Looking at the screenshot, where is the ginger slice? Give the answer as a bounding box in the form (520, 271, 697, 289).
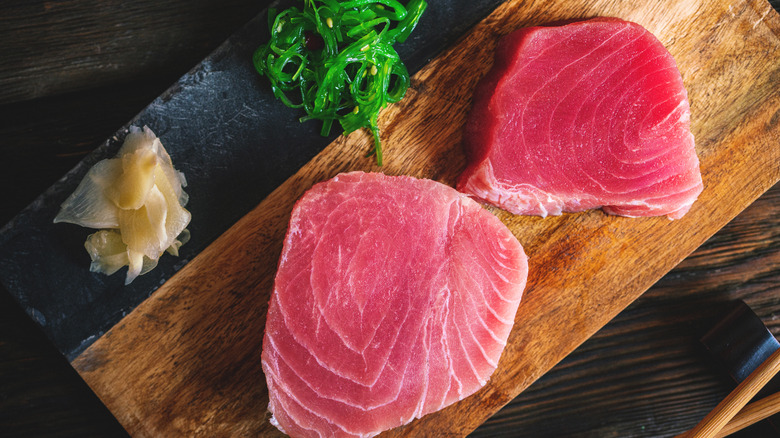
(55, 126, 190, 284)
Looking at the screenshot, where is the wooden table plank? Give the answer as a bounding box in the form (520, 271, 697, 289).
(0, 0, 265, 105)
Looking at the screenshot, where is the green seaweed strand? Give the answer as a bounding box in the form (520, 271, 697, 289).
(253, 0, 427, 165)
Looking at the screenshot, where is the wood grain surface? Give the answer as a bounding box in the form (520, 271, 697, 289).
(0, 0, 264, 106)
(56, 0, 780, 436)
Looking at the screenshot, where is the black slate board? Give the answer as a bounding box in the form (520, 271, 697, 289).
(0, 0, 505, 361)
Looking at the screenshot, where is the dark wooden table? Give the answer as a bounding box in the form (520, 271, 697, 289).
(1, 1, 779, 437)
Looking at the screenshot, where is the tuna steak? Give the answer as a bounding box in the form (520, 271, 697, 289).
(262, 172, 528, 437)
(458, 17, 703, 219)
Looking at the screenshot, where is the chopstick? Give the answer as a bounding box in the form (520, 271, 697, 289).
(675, 348, 780, 438)
(713, 390, 780, 438)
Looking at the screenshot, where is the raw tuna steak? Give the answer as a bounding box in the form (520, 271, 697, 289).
(262, 172, 528, 437)
(458, 17, 703, 219)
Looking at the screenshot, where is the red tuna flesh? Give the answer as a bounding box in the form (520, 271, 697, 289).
(458, 17, 703, 219)
(263, 172, 528, 437)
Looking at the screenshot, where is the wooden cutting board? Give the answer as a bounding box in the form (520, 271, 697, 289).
(71, 0, 780, 436)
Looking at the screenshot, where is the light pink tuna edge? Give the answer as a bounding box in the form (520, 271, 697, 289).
(459, 160, 703, 219)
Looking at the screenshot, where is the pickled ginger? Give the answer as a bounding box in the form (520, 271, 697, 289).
(54, 126, 191, 284)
